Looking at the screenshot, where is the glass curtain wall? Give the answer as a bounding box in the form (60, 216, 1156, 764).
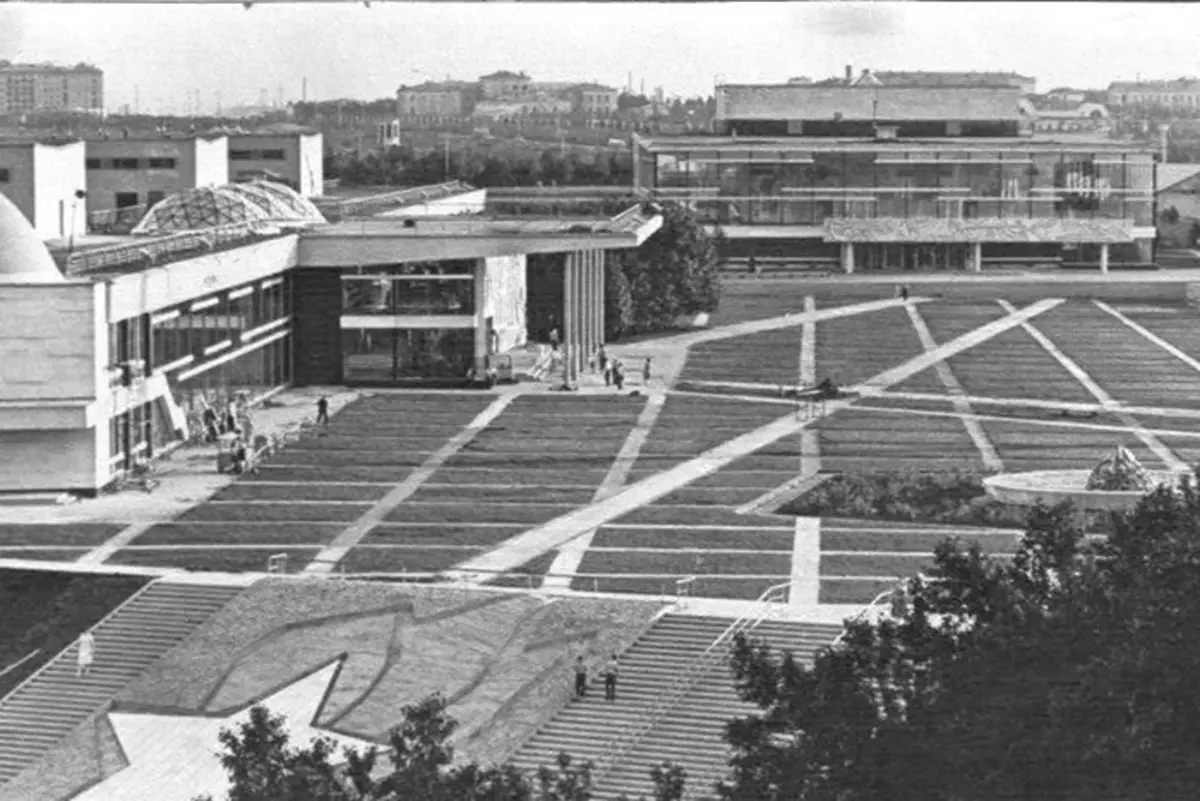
(341, 328, 474, 382)
(639, 145, 1154, 227)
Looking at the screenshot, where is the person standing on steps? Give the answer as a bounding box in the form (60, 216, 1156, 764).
(316, 396, 330, 426)
(612, 359, 626, 391)
(574, 655, 588, 699)
(604, 654, 619, 701)
(76, 630, 95, 678)
(642, 357, 653, 386)
(900, 284, 910, 302)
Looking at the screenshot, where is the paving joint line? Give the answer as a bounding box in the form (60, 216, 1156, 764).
(303, 395, 517, 574)
(997, 299, 1187, 473)
(904, 302, 1003, 472)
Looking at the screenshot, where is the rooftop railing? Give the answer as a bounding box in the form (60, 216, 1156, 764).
(65, 221, 277, 276)
(319, 180, 477, 220)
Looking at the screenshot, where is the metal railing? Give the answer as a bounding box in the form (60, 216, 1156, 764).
(591, 580, 792, 784)
(325, 180, 475, 219)
(65, 220, 272, 275)
(832, 588, 897, 648)
(0, 581, 158, 707)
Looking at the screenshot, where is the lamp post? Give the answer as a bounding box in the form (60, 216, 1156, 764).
(68, 189, 87, 259)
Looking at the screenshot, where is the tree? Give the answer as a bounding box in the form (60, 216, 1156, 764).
(620, 202, 722, 334)
(718, 485, 1200, 801)
(200, 691, 692, 801)
(604, 257, 635, 342)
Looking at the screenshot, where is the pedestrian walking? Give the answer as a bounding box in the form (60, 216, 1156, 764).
(900, 284, 910, 302)
(549, 327, 560, 348)
(603, 361, 612, 387)
(642, 357, 653, 385)
(316, 396, 329, 426)
(603, 654, 619, 701)
(76, 630, 95, 678)
(598, 344, 608, 374)
(613, 360, 626, 391)
(574, 655, 588, 699)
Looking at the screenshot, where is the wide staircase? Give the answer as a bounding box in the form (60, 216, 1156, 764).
(0, 579, 245, 786)
(508, 614, 844, 800)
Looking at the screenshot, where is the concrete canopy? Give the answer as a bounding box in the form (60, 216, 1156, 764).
(0, 192, 63, 284)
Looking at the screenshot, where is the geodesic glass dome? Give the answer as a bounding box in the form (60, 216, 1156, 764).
(227, 181, 325, 224)
(132, 186, 272, 235)
(131, 182, 325, 235)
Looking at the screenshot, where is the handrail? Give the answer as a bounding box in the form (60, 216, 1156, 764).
(832, 588, 896, 648)
(0, 580, 159, 707)
(66, 220, 270, 275)
(0, 649, 41, 682)
(592, 580, 792, 784)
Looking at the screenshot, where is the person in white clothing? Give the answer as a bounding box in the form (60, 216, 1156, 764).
(76, 631, 96, 678)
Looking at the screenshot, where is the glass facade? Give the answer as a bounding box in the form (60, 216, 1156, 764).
(107, 272, 294, 467)
(342, 276, 475, 316)
(341, 328, 475, 382)
(636, 145, 1156, 227)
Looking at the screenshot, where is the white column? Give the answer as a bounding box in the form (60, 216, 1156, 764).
(841, 242, 855, 275)
(473, 259, 488, 376)
(1099, 243, 1110, 275)
(971, 242, 983, 273)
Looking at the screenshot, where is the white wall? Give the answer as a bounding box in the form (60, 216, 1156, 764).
(0, 144, 36, 229)
(483, 253, 527, 352)
(107, 234, 299, 322)
(375, 189, 486, 218)
(228, 132, 323, 198)
(33, 141, 87, 240)
(193, 135, 230, 187)
(0, 282, 105, 402)
(0, 429, 99, 492)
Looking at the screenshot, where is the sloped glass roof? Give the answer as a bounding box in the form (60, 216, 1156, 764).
(132, 182, 325, 235)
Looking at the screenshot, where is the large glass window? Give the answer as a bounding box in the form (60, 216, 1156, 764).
(342, 329, 395, 383)
(342, 276, 475, 316)
(397, 329, 474, 379)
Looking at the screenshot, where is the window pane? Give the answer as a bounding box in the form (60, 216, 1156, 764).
(396, 329, 474, 379)
(342, 328, 395, 382)
(394, 279, 474, 315)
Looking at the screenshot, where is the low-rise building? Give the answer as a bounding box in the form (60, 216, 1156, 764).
(1045, 87, 1087, 106)
(572, 83, 620, 116)
(396, 82, 474, 116)
(859, 69, 1036, 95)
(227, 128, 324, 197)
(1030, 102, 1111, 134)
(0, 138, 87, 240)
(1108, 78, 1200, 110)
(84, 135, 229, 231)
(1156, 163, 1200, 247)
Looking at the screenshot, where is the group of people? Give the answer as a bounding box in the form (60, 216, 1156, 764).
(574, 653, 622, 701)
(894, 284, 912, 301)
(200, 398, 249, 444)
(590, 345, 652, 390)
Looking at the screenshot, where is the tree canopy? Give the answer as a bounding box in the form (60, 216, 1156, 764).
(195, 691, 693, 801)
(720, 482, 1200, 801)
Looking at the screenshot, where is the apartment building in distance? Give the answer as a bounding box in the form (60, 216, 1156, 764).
(572, 83, 621, 116)
(1108, 78, 1200, 111)
(0, 138, 88, 240)
(0, 61, 104, 115)
(479, 70, 533, 100)
(634, 76, 1155, 273)
(396, 82, 476, 116)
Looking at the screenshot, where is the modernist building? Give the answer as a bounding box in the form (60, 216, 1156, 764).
(84, 135, 230, 230)
(0, 61, 104, 115)
(0, 138, 88, 241)
(227, 128, 323, 197)
(633, 82, 1156, 272)
(0, 180, 660, 495)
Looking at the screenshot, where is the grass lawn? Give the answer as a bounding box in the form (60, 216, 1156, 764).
(365, 524, 525, 546)
(383, 502, 578, 525)
(106, 547, 320, 572)
(0, 524, 123, 547)
(821, 528, 1022, 554)
(430, 467, 612, 486)
(284, 434, 461, 452)
(0, 569, 150, 697)
(819, 578, 899, 605)
(408, 484, 599, 505)
(255, 465, 416, 483)
(0, 548, 91, 561)
(613, 506, 781, 527)
(814, 307, 927, 388)
(577, 550, 788, 576)
(820, 553, 939, 578)
(685, 469, 813, 490)
(591, 527, 795, 551)
(135, 522, 345, 546)
(440, 453, 622, 471)
(654, 487, 770, 506)
(570, 575, 787, 600)
(485, 550, 560, 589)
(980, 421, 1160, 471)
(939, 326, 1096, 403)
(211, 483, 392, 503)
(176, 502, 371, 523)
(266, 450, 435, 468)
(338, 546, 485, 574)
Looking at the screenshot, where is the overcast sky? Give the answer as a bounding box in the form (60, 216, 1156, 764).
(1, 2, 1195, 114)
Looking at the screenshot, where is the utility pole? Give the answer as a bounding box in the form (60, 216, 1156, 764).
(134, 86, 140, 115)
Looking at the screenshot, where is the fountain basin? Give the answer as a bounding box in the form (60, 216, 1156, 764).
(983, 469, 1187, 512)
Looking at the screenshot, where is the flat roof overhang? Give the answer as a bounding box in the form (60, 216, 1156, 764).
(633, 134, 1154, 156)
(297, 208, 662, 267)
(823, 218, 1137, 244)
(0, 399, 98, 430)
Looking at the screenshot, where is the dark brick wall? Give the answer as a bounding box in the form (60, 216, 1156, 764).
(292, 268, 343, 386)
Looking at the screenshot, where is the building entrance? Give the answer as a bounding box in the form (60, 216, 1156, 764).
(858, 243, 970, 272)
